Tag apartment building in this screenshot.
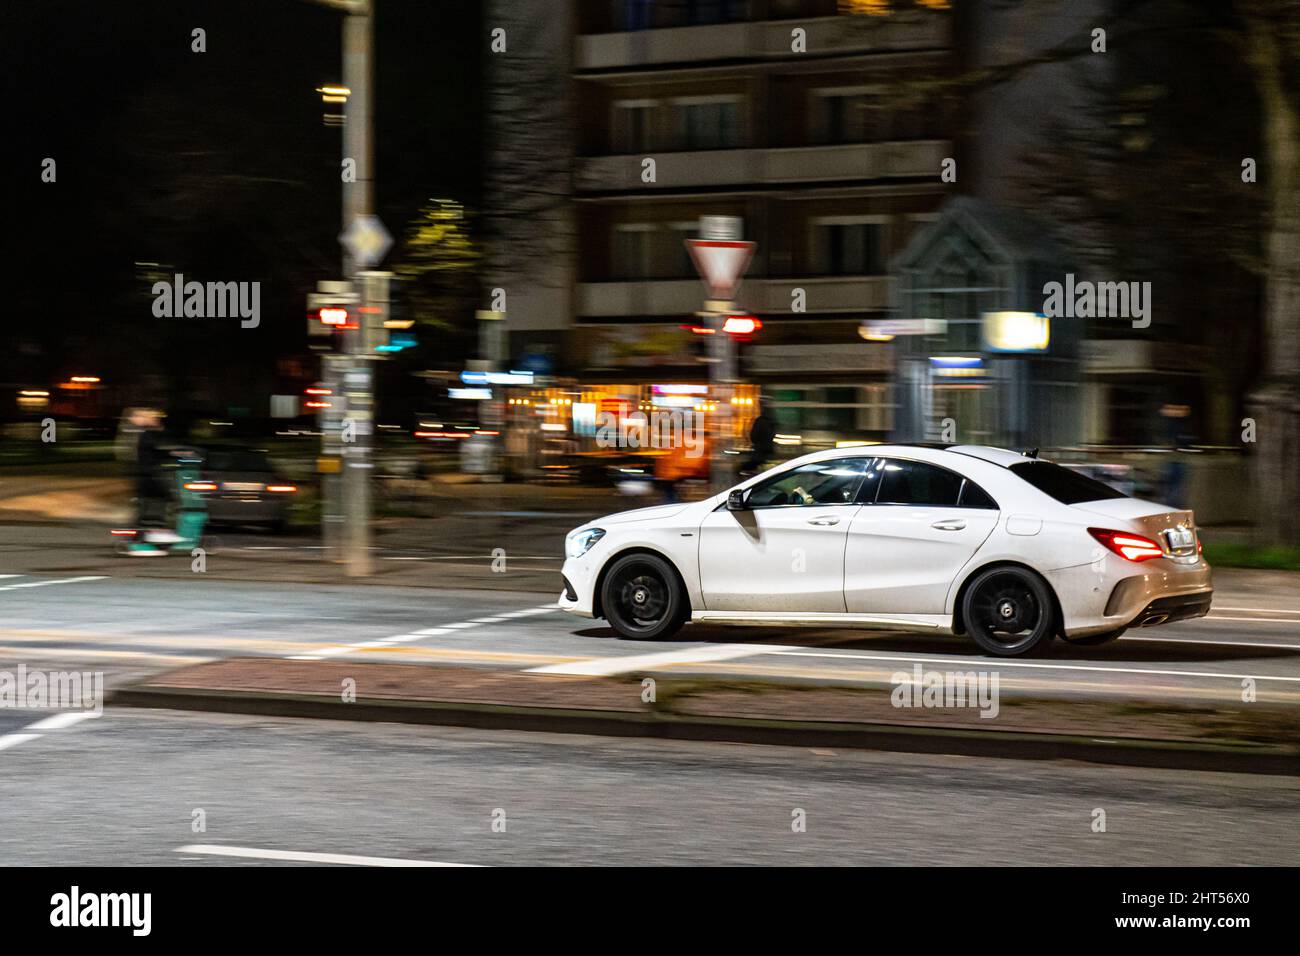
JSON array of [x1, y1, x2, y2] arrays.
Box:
[[489, 0, 957, 444]]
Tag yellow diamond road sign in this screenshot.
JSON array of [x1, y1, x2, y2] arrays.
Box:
[[339, 215, 393, 268]]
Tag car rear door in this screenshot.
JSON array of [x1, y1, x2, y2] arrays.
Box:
[[843, 457, 999, 614]]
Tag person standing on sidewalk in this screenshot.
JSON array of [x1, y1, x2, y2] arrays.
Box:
[[743, 397, 776, 478]]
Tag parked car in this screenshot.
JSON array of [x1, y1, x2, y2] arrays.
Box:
[[559, 444, 1212, 657]]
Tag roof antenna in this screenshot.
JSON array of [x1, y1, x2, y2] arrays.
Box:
[[1023, 447, 1039, 459]]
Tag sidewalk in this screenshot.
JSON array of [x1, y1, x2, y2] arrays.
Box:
[[113, 657, 1300, 775]]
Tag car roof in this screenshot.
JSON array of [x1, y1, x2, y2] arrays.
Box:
[[946, 445, 1035, 467], [793, 443, 1032, 468]]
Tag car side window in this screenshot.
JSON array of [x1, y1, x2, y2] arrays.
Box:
[[746, 458, 871, 508], [958, 478, 999, 510], [874, 459, 964, 507]]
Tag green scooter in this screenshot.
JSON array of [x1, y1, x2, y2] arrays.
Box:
[[114, 448, 210, 557]]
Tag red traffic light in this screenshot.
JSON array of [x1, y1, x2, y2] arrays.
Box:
[[318, 307, 349, 326], [722, 315, 762, 336]]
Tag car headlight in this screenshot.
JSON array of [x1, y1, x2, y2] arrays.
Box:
[[565, 527, 605, 559]]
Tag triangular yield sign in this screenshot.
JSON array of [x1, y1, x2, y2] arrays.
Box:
[[686, 239, 755, 299]]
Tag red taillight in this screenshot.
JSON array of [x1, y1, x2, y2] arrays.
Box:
[[1088, 527, 1165, 562], [184, 481, 218, 492], [110, 529, 137, 537], [266, 484, 297, 493]]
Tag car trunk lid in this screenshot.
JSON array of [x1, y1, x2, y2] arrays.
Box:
[[1073, 498, 1198, 555]]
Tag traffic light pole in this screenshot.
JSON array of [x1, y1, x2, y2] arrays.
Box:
[[339, 0, 374, 576], [703, 299, 737, 491]]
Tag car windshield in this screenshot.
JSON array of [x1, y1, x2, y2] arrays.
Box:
[[1009, 461, 1127, 504]]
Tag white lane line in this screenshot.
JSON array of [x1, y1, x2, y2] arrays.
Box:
[[0, 575, 107, 593], [0, 574, 21, 579], [1205, 615, 1300, 624], [1213, 606, 1300, 614], [1126, 635, 1300, 651], [381, 556, 561, 563], [286, 605, 560, 661], [527, 643, 800, 677], [765, 649, 1300, 683], [0, 710, 100, 752], [27, 711, 100, 731], [175, 844, 480, 867]]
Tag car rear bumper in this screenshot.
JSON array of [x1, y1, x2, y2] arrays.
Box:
[[205, 497, 288, 524], [1127, 590, 1213, 627], [1049, 557, 1212, 638]]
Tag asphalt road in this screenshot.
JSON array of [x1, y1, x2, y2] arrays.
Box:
[[0, 708, 1297, 865], [2, 542, 1298, 866], [0, 570, 1297, 704]]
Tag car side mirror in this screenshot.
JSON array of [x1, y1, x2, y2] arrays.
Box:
[[727, 488, 748, 511]]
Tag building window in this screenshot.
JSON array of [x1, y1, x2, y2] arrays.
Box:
[[813, 91, 883, 144], [812, 88, 938, 144], [612, 101, 656, 153], [618, 0, 747, 30], [674, 99, 741, 150], [613, 225, 657, 280], [669, 222, 701, 277], [621, 0, 654, 31], [811, 218, 887, 275], [770, 385, 894, 436]]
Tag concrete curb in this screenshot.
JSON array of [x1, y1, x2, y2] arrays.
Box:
[[111, 684, 1300, 776]]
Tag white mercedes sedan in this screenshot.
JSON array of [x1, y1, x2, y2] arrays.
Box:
[[559, 444, 1212, 657]]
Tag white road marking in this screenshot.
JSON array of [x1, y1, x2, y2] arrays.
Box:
[[27, 711, 100, 731], [286, 605, 560, 661], [527, 643, 800, 676], [0, 574, 21, 579], [175, 844, 479, 867], [381, 556, 560, 563], [1127, 635, 1300, 651], [0, 575, 106, 593], [0, 710, 100, 753], [1205, 615, 1300, 624], [765, 649, 1300, 683], [1212, 606, 1300, 614]]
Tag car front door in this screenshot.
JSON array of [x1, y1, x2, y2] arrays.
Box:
[[843, 457, 1000, 614], [698, 457, 872, 612]]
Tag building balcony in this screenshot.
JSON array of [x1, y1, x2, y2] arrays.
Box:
[[578, 140, 950, 193], [576, 275, 892, 318], [575, 14, 951, 72]]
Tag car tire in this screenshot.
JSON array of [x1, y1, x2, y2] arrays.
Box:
[[600, 553, 687, 641], [962, 566, 1057, 657], [1060, 627, 1126, 647]]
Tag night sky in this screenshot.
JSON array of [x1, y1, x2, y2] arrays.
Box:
[[3, 0, 483, 409]]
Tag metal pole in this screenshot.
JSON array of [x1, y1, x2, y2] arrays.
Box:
[[341, 0, 374, 575], [704, 299, 736, 491]]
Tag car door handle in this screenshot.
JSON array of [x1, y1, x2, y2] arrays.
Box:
[[807, 517, 841, 526], [932, 519, 966, 530]]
